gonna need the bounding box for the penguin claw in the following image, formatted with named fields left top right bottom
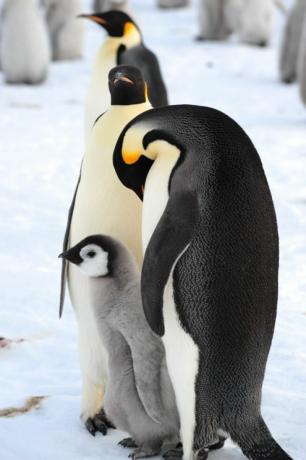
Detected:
left=208, top=436, right=226, bottom=451
left=194, top=447, right=209, bottom=460
left=119, top=438, right=138, bottom=449
left=129, top=447, right=159, bottom=459
left=162, top=444, right=183, bottom=459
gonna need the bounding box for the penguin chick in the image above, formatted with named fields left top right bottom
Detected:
left=43, top=0, right=85, bottom=61
left=1, top=0, right=50, bottom=84
left=279, top=0, right=306, bottom=84
left=80, top=10, right=168, bottom=143
left=60, top=65, right=151, bottom=436
left=60, top=235, right=180, bottom=459
left=197, top=0, right=231, bottom=41
left=93, top=0, right=129, bottom=13
left=237, top=0, right=275, bottom=47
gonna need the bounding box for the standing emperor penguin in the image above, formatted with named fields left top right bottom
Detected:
left=158, top=0, right=189, bottom=8
left=113, top=105, right=293, bottom=460
left=197, top=0, right=231, bottom=41
left=80, top=11, right=168, bottom=143
left=1, top=0, right=50, bottom=84
left=93, top=0, right=129, bottom=13
left=279, top=0, right=306, bottom=84
left=60, top=65, right=151, bottom=435
left=298, top=17, right=306, bottom=105
left=60, top=235, right=180, bottom=458
left=43, top=0, right=85, bottom=61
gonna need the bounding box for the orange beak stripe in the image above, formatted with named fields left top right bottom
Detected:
left=87, top=15, right=107, bottom=26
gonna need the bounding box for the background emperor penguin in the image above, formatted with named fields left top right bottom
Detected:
left=80, top=11, right=168, bottom=143
left=197, top=0, right=231, bottom=41
left=279, top=0, right=306, bottom=84
left=60, top=235, right=180, bottom=459
left=59, top=65, right=151, bottom=435
left=1, top=0, right=50, bottom=84
left=43, top=0, right=85, bottom=61
left=298, top=17, right=306, bottom=106
left=93, top=0, right=130, bottom=13
left=157, top=0, right=190, bottom=9
left=113, top=105, right=293, bottom=460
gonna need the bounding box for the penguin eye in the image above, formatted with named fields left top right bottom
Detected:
left=87, top=251, right=96, bottom=258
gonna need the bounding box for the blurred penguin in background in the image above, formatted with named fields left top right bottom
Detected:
left=44, top=0, right=85, bottom=61
left=198, top=0, right=275, bottom=46
left=298, top=18, right=306, bottom=105
left=1, top=0, right=50, bottom=84
left=80, top=11, right=168, bottom=143
left=93, top=0, right=129, bottom=13
left=157, top=0, right=189, bottom=8
left=279, top=0, right=306, bottom=83
left=238, top=0, right=275, bottom=47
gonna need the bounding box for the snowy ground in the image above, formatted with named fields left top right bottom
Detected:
left=0, top=1, right=305, bottom=459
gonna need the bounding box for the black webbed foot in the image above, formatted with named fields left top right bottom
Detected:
left=85, top=409, right=115, bottom=436
left=119, top=438, right=138, bottom=449
left=194, top=447, right=209, bottom=460
left=162, top=443, right=183, bottom=459
left=208, top=435, right=226, bottom=451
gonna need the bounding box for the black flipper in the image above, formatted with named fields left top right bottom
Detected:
left=59, top=170, right=81, bottom=318
left=141, top=190, right=199, bottom=336
left=118, top=44, right=168, bottom=107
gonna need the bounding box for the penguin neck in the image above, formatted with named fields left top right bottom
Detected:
left=95, top=29, right=142, bottom=65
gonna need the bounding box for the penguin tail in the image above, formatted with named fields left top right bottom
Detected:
left=230, top=416, right=293, bottom=460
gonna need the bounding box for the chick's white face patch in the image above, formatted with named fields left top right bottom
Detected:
left=79, top=244, right=109, bottom=278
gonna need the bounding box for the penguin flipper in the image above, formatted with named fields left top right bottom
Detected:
left=141, top=190, right=199, bottom=336
left=59, top=170, right=81, bottom=318
left=118, top=44, right=168, bottom=107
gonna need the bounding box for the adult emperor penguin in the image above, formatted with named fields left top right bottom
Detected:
left=93, top=0, right=129, bottom=13
left=43, top=0, right=85, bottom=61
left=158, top=0, right=189, bottom=8
left=113, top=105, right=293, bottom=460
left=60, top=65, right=151, bottom=435
left=80, top=11, right=168, bottom=143
left=197, top=0, right=230, bottom=41
left=279, top=0, right=306, bottom=84
left=60, top=235, right=180, bottom=458
left=1, top=0, right=50, bottom=84
left=298, top=17, right=306, bottom=106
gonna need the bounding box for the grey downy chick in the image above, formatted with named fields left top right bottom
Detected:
left=60, top=235, right=180, bottom=459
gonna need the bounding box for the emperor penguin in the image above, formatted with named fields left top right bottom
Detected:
left=113, top=105, right=293, bottom=460
left=279, top=0, right=306, bottom=84
left=298, top=17, right=306, bottom=105
left=60, top=234, right=180, bottom=458
left=197, top=0, right=231, bottom=41
left=80, top=11, right=168, bottom=143
left=59, top=65, right=151, bottom=435
left=1, top=0, right=50, bottom=84
left=43, top=0, right=85, bottom=61
left=158, top=0, right=189, bottom=8
left=93, top=0, right=129, bottom=13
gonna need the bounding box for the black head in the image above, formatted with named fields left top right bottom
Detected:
left=78, top=11, right=139, bottom=38
left=109, top=65, right=147, bottom=106
left=59, top=235, right=117, bottom=278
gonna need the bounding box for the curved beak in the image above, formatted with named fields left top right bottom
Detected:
left=113, top=76, right=134, bottom=86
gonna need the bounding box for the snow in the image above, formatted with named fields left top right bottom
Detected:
left=0, top=0, right=305, bottom=459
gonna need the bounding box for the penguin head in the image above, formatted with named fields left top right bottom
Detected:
left=113, top=110, right=182, bottom=200
left=59, top=235, right=117, bottom=278
left=79, top=11, right=141, bottom=42
left=109, top=65, right=147, bottom=106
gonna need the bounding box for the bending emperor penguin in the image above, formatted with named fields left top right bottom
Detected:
left=60, top=235, right=180, bottom=459
left=1, top=0, right=50, bottom=84
left=43, top=0, right=85, bottom=61
left=80, top=11, right=168, bottom=143
left=113, top=105, right=293, bottom=460
left=60, top=66, right=151, bottom=435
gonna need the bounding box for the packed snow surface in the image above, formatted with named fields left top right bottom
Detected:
left=0, top=1, right=305, bottom=459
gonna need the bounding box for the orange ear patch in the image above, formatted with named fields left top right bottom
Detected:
left=124, top=21, right=136, bottom=36
left=122, top=150, right=141, bottom=165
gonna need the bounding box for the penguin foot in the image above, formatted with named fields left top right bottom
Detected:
left=119, top=438, right=138, bottom=449
left=85, top=409, right=115, bottom=436
left=208, top=436, right=226, bottom=451
left=162, top=443, right=183, bottom=459
left=128, top=447, right=159, bottom=459
left=193, top=447, right=209, bottom=460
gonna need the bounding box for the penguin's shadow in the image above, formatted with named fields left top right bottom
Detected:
left=209, top=445, right=245, bottom=459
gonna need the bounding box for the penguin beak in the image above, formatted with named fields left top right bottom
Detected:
left=113, top=76, right=134, bottom=86
left=58, top=252, right=67, bottom=260
left=77, top=14, right=107, bottom=26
